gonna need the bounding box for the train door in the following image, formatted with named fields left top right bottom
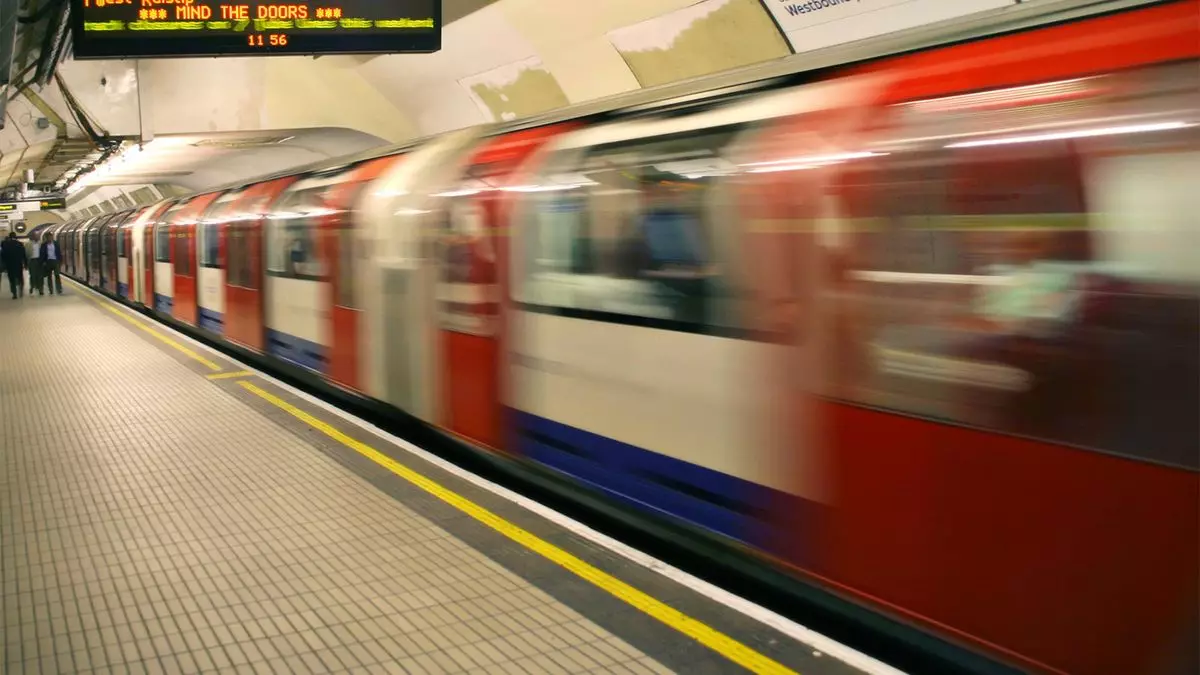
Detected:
left=170, top=194, right=219, bottom=326
left=73, top=221, right=87, bottom=278
left=117, top=210, right=143, bottom=299
left=195, top=189, right=244, bottom=335
left=733, top=97, right=880, bottom=564
left=144, top=222, right=156, bottom=307
left=59, top=222, right=72, bottom=277
left=94, top=218, right=105, bottom=289
left=264, top=170, right=363, bottom=373
left=82, top=220, right=93, bottom=285
left=225, top=178, right=295, bottom=352
left=434, top=127, right=569, bottom=450
left=323, top=156, right=402, bottom=391
left=55, top=223, right=68, bottom=276
left=131, top=205, right=167, bottom=306
left=109, top=212, right=130, bottom=295
left=86, top=217, right=109, bottom=287
left=151, top=202, right=182, bottom=314
left=351, top=129, right=495, bottom=422
left=101, top=211, right=126, bottom=293
left=506, top=114, right=790, bottom=546
left=69, top=222, right=82, bottom=277
left=100, top=214, right=111, bottom=291
left=60, top=222, right=74, bottom=277
left=77, top=220, right=91, bottom=280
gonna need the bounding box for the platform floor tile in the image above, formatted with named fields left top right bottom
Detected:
left=1, top=293, right=671, bottom=673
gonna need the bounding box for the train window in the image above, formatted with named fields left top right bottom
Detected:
left=197, top=222, right=219, bottom=268
left=99, top=222, right=111, bottom=259
left=336, top=227, right=356, bottom=309
left=825, top=63, right=1200, bottom=467
left=265, top=183, right=334, bottom=280
left=116, top=218, right=128, bottom=258
left=155, top=202, right=188, bottom=265
left=333, top=177, right=378, bottom=309
left=225, top=225, right=247, bottom=288
left=154, top=224, right=171, bottom=263
left=145, top=224, right=154, bottom=269
left=174, top=229, right=192, bottom=276
left=516, top=126, right=745, bottom=334
left=200, top=189, right=248, bottom=270
left=434, top=193, right=497, bottom=334
left=88, top=225, right=102, bottom=272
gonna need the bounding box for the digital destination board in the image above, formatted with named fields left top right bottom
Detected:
left=71, top=0, right=440, bottom=58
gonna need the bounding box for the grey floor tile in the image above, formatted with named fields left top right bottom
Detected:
left=0, top=294, right=672, bottom=675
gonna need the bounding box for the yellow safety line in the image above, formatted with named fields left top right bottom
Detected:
left=206, top=370, right=254, bottom=380
left=71, top=281, right=224, bottom=372
left=237, top=380, right=798, bottom=675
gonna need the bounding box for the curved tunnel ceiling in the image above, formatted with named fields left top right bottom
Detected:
left=3, top=0, right=1159, bottom=214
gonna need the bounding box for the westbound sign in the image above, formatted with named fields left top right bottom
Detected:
left=760, top=0, right=1021, bottom=54
left=71, top=0, right=440, bottom=58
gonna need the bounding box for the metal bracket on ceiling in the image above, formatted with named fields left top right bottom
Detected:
left=0, top=0, right=20, bottom=126
left=136, top=60, right=152, bottom=144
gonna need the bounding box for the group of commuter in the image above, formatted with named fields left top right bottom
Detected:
left=0, top=231, right=64, bottom=299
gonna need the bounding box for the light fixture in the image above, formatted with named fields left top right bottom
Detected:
left=945, top=121, right=1193, bottom=148
left=908, top=77, right=1101, bottom=113
left=61, top=141, right=143, bottom=194
left=742, top=151, right=886, bottom=168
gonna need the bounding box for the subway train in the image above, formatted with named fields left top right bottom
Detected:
left=41, top=2, right=1198, bottom=673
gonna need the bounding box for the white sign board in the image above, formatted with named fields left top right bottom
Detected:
left=761, top=0, right=1017, bottom=54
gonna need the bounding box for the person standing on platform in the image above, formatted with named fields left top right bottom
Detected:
left=1, top=232, right=27, bottom=299
left=25, top=234, right=42, bottom=296
left=40, top=232, right=63, bottom=295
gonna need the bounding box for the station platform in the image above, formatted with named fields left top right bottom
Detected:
left=0, top=282, right=892, bottom=675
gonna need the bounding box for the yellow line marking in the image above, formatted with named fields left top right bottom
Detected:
left=206, top=370, right=254, bottom=380
left=237, top=380, right=798, bottom=675
left=104, top=304, right=223, bottom=371
left=72, top=282, right=224, bottom=372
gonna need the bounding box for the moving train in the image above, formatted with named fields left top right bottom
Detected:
left=40, top=2, right=1199, bottom=673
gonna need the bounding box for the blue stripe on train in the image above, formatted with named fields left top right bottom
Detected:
left=198, top=307, right=224, bottom=335
left=266, top=329, right=327, bottom=374
left=117, top=282, right=128, bottom=298
left=510, top=410, right=817, bottom=559
left=153, top=293, right=173, bottom=314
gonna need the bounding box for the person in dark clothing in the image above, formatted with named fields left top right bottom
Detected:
left=40, top=232, right=63, bottom=295
left=1, top=232, right=27, bottom=299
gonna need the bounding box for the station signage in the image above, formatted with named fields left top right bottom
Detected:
left=71, top=0, right=440, bottom=59
left=761, top=0, right=1019, bottom=54
left=0, top=198, right=69, bottom=213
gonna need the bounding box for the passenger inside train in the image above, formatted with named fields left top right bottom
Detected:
left=965, top=230, right=1083, bottom=337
